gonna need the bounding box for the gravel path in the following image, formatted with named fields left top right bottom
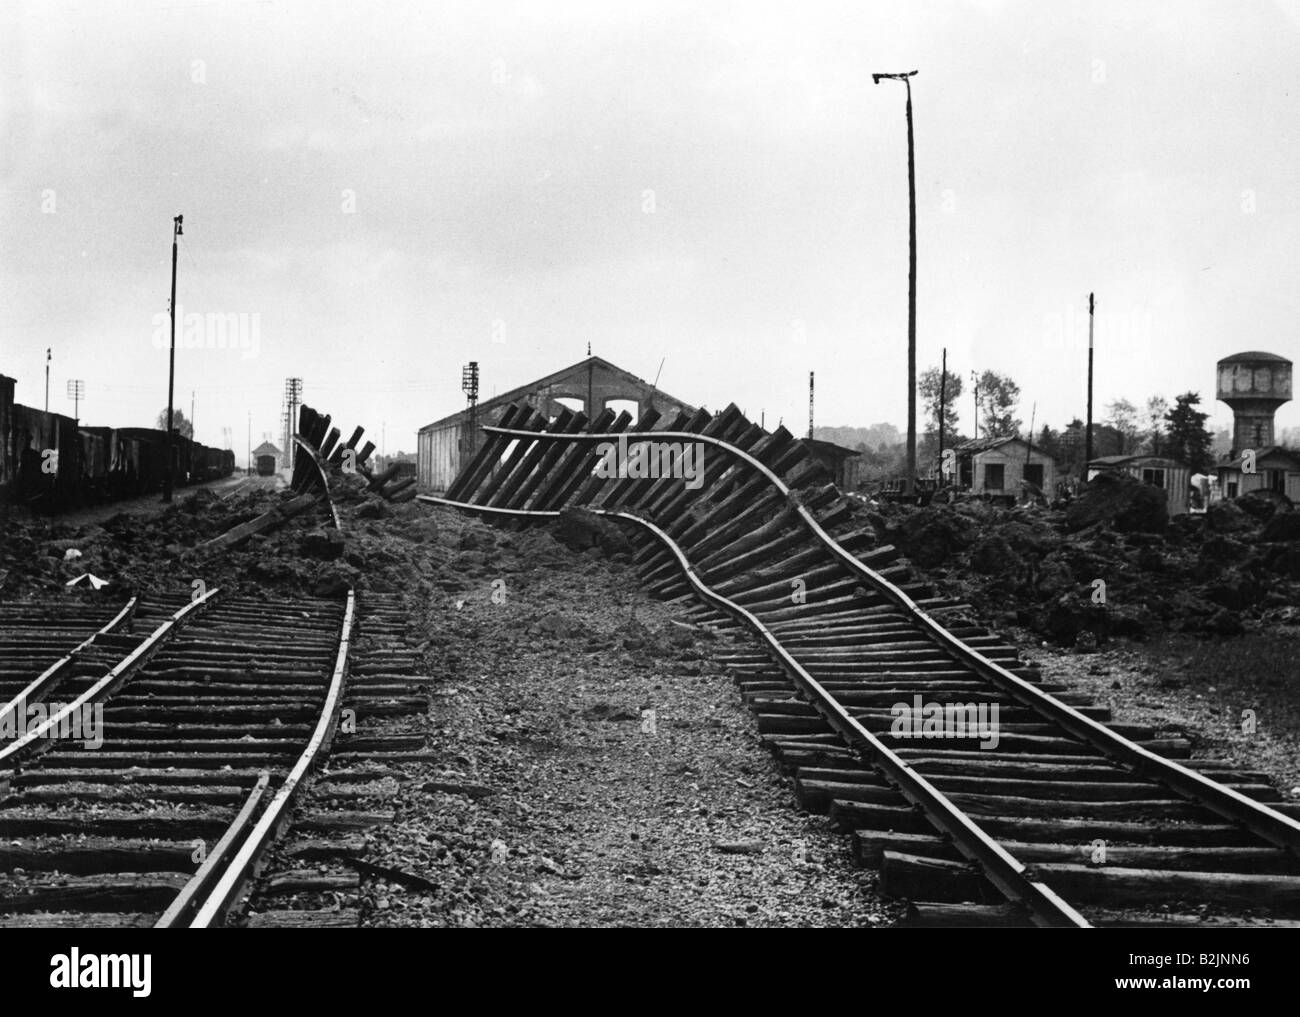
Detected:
left=355, top=505, right=899, bottom=928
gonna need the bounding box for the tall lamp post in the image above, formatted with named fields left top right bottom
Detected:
left=163, top=214, right=182, bottom=502
left=873, top=69, right=919, bottom=495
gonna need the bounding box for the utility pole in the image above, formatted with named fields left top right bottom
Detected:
left=191, top=390, right=195, bottom=443
left=163, top=214, right=182, bottom=502
left=1085, top=293, right=1095, bottom=480
left=45, top=349, right=50, bottom=412
left=808, top=371, right=815, bottom=440
left=283, top=378, right=303, bottom=470
left=247, top=410, right=251, bottom=476
left=66, top=379, right=84, bottom=422
left=873, top=69, right=919, bottom=495
left=938, top=347, right=947, bottom=469
left=972, top=370, right=980, bottom=440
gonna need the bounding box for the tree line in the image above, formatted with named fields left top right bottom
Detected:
left=820, top=365, right=1219, bottom=484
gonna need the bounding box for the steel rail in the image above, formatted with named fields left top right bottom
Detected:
left=188, top=589, right=356, bottom=927
left=154, top=771, right=272, bottom=929
left=417, top=492, right=1089, bottom=928
left=292, top=433, right=341, bottom=530
left=474, top=425, right=1300, bottom=857
left=0, top=588, right=221, bottom=768
left=0, top=596, right=138, bottom=735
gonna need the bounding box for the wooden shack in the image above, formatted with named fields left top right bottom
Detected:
left=1216, top=446, right=1300, bottom=502
left=954, top=436, right=1056, bottom=500
left=805, top=438, right=863, bottom=491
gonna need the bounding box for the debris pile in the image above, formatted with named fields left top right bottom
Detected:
left=871, top=492, right=1300, bottom=647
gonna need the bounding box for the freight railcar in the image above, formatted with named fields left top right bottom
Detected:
left=79, top=426, right=114, bottom=501
left=6, top=404, right=83, bottom=508
left=113, top=428, right=175, bottom=497
left=1, top=375, right=235, bottom=510
left=190, top=442, right=233, bottom=483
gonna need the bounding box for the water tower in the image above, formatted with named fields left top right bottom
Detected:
left=1216, top=351, right=1292, bottom=456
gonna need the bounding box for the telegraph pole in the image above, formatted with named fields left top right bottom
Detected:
left=190, top=390, right=195, bottom=443
left=1085, top=293, right=1095, bottom=479
left=938, top=347, right=947, bottom=467
left=67, top=379, right=84, bottom=422
left=247, top=410, right=251, bottom=476
left=45, top=349, right=50, bottom=412
left=873, top=69, right=919, bottom=495
left=808, top=371, right=815, bottom=440
left=283, top=378, right=303, bottom=470
left=972, top=370, right=980, bottom=440
left=163, top=214, right=182, bottom=502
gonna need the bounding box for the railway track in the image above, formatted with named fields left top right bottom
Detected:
left=422, top=400, right=1300, bottom=928
left=0, top=425, right=432, bottom=929
left=0, top=589, right=353, bottom=927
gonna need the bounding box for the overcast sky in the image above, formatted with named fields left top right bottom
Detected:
left=3, top=0, right=1298, bottom=459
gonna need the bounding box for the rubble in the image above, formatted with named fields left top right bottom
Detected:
left=866, top=492, right=1300, bottom=647
left=1064, top=471, right=1168, bottom=534
left=553, top=507, right=633, bottom=558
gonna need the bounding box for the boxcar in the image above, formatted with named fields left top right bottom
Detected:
left=78, top=426, right=113, bottom=501
left=1, top=383, right=235, bottom=509
left=8, top=404, right=82, bottom=508
left=114, top=428, right=173, bottom=497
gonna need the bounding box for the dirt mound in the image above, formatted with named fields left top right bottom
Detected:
left=885, top=507, right=976, bottom=567
left=877, top=493, right=1298, bottom=648
left=1261, top=511, right=1300, bottom=543
left=553, top=507, right=633, bottom=558
left=969, top=534, right=1020, bottom=576
left=1238, top=488, right=1290, bottom=523
left=1205, top=499, right=1253, bottom=533
left=1065, top=472, right=1168, bottom=534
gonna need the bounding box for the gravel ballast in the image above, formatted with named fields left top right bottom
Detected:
left=357, top=506, right=898, bottom=927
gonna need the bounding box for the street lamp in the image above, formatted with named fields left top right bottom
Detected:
left=163, top=213, right=182, bottom=502
left=873, top=69, right=919, bottom=495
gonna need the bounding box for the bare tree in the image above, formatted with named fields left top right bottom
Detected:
left=1105, top=398, right=1139, bottom=454
left=156, top=408, right=194, bottom=439
left=1144, top=395, right=1169, bottom=456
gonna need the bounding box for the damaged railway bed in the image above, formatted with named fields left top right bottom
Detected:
left=419, top=401, right=1300, bottom=929
left=2, top=401, right=1300, bottom=929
